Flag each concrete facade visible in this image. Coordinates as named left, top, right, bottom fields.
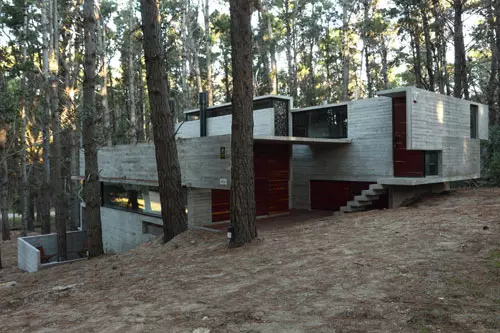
left=101, top=207, right=162, bottom=254
left=291, top=97, right=394, bottom=209
left=76, top=88, right=488, bottom=254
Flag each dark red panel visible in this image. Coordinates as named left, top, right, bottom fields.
left=211, top=143, right=290, bottom=222
left=310, top=181, right=374, bottom=211
left=211, top=189, right=230, bottom=222
left=393, top=97, right=425, bottom=177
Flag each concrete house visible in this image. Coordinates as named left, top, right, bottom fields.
left=80, top=87, right=488, bottom=253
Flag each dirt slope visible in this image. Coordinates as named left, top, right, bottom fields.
left=0, top=188, right=499, bottom=333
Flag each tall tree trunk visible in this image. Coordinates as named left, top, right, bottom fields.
left=137, top=56, right=145, bottom=141
left=284, top=0, right=295, bottom=99
left=140, top=0, right=187, bottom=243
left=129, top=0, right=137, bottom=144
left=224, top=51, right=231, bottom=102
left=487, top=0, right=498, bottom=125
left=52, top=0, right=67, bottom=261
left=204, top=0, right=213, bottom=105
left=0, top=72, right=10, bottom=242
left=381, top=35, right=389, bottom=90
left=98, top=19, right=112, bottom=147
left=431, top=0, right=445, bottom=93
left=265, top=0, right=277, bottom=95
left=362, top=1, right=373, bottom=97
left=181, top=6, right=189, bottom=112
left=229, top=0, right=257, bottom=247
left=41, top=0, right=52, bottom=235
left=409, top=28, right=423, bottom=88
left=421, top=6, right=435, bottom=91
left=453, top=0, right=468, bottom=99
left=495, top=0, right=500, bottom=115
left=341, top=0, right=349, bottom=101
left=83, top=0, right=104, bottom=257
left=20, top=0, right=30, bottom=237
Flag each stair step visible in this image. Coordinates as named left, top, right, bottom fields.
left=340, top=205, right=366, bottom=213
left=347, top=200, right=372, bottom=208
left=369, top=183, right=386, bottom=191
left=363, top=188, right=386, bottom=196
left=354, top=194, right=379, bottom=202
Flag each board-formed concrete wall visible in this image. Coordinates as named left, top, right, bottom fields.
left=18, top=238, right=40, bottom=273
left=408, top=87, right=488, bottom=148
left=407, top=87, right=486, bottom=179
left=175, top=108, right=275, bottom=138
left=101, top=207, right=161, bottom=254
left=80, top=135, right=232, bottom=190
left=291, top=97, right=394, bottom=209
left=187, top=188, right=212, bottom=225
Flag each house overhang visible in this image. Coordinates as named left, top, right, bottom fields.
left=254, top=136, right=352, bottom=145
left=376, top=87, right=410, bottom=98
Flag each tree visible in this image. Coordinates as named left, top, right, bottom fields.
left=139, top=0, right=187, bottom=242
left=453, top=0, right=468, bottom=99
left=228, top=0, right=257, bottom=247
left=83, top=0, right=104, bottom=257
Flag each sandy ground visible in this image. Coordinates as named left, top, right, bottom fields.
left=0, top=188, right=499, bottom=333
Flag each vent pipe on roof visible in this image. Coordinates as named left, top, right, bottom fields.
left=199, top=92, right=208, bottom=137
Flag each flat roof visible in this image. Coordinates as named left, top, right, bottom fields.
left=291, top=101, right=348, bottom=113
left=376, top=86, right=410, bottom=98
left=254, top=136, right=352, bottom=145
left=183, top=95, right=293, bottom=114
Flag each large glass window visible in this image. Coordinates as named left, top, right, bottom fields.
left=470, top=105, right=478, bottom=139
left=184, top=97, right=286, bottom=121
left=102, top=183, right=162, bottom=215
left=292, top=105, right=348, bottom=139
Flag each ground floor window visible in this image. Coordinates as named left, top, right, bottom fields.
left=102, top=183, right=162, bottom=215
left=425, top=151, right=441, bottom=176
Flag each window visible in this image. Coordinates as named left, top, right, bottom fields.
left=102, top=183, right=144, bottom=211
left=142, top=222, right=163, bottom=236
left=425, top=151, right=440, bottom=176
left=470, top=105, right=478, bottom=139
left=292, top=105, right=348, bottom=139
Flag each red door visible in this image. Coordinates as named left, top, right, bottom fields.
left=393, top=97, right=424, bottom=177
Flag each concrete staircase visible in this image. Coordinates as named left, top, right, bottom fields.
left=337, top=183, right=387, bottom=215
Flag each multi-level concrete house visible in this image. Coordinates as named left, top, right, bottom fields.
left=79, top=87, right=488, bottom=253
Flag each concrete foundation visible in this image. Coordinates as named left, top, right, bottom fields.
left=388, top=182, right=450, bottom=208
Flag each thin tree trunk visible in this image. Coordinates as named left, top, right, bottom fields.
left=138, top=55, right=145, bottom=141
left=204, top=0, right=213, bottom=105
left=453, top=0, right=468, bottom=98
left=487, top=0, right=498, bottom=125
left=284, top=0, right=295, bottom=99
left=51, top=0, right=67, bottom=261
left=98, top=19, right=112, bottom=147
left=181, top=6, right=189, bottom=112
left=421, top=5, right=435, bottom=91
left=41, top=0, right=51, bottom=235
left=495, top=0, right=500, bottom=116
left=0, top=72, right=10, bottom=241
left=129, top=0, right=137, bottom=144
left=341, top=0, right=349, bottom=101
left=363, top=1, right=373, bottom=97
left=83, top=0, right=104, bottom=257
left=20, top=0, right=29, bottom=237
left=266, top=0, right=277, bottom=95
left=224, top=52, right=231, bottom=102
left=1, top=157, right=9, bottom=241
left=229, top=0, right=257, bottom=247
left=140, top=0, right=187, bottom=243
